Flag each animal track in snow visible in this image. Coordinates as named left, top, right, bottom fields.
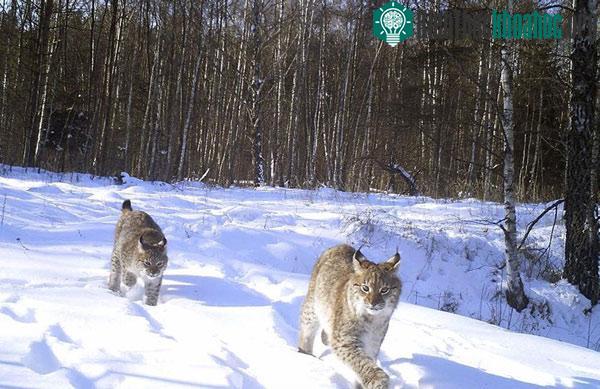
left=46, top=323, right=74, bottom=344
left=0, top=305, right=36, bottom=323
left=21, top=337, right=61, bottom=374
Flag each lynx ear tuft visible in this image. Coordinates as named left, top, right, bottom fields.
left=138, top=235, right=147, bottom=252
left=140, top=230, right=167, bottom=251
left=382, top=252, right=401, bottom=272
left=122, top=200, right=132, bottom=212
left=352, top=248, right=372, bottom=272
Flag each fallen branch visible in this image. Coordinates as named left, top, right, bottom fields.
left=358, top=157, right=420, bottom=196
left=518, top=199, right=564, bottom=250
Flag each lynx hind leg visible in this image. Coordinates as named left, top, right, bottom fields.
left=108, top=251, right=121, bottom=293
left=144, top=277, right=162, bottom=306
left=298, top=292, right=319, bottom=355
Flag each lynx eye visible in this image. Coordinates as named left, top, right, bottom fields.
left=156, top=261, right=164, bottom=267
left=380, top=287, right=390, bottom=295
left=360, top=284, right=370, bottom=293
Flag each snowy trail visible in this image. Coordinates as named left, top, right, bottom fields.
left=1, top=168, right=600, bottom=388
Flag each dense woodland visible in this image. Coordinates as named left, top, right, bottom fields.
left=0, top=0, right=598, bottom=306
left=0, top=0, right=572, bottom=200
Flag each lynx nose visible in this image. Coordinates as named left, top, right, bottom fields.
left=148, top=268, right=161, bottom=277
left=371, top=297, right=387, bottom=311
left=368, top=294, right=383, bottom=308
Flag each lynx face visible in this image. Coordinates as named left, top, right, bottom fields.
left=349, top=251, right=401, bottom=316
left=136, top=230, right=168, bottom=279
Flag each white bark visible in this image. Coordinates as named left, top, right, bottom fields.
left=500, top=0, right=528, bottom=312
left=177, top=43, right=202, bottom=181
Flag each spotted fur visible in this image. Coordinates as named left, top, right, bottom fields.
left=298, top=244, right=401, bottom=389
left=108, top=200, right=168, bottom=306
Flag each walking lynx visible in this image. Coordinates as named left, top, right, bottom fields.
left=298, top=244, right=401, bottom=389
left=108, top=200, right=168, bottom=306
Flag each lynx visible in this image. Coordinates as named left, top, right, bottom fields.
left=298, top=244, right=401, bottom=389
left=108, top=200, right=168, bottom=306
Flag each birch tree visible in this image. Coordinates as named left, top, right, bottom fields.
left=250, top=0, right=265, bottom=186
left=177, top=3, right=204, bottom=182
left=500, top=0, right=528, bottom=312
left=0, top=0, right=574, bottom=203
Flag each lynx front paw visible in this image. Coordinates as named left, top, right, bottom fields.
left=123, top=272, right=137, bottom=287
left=108, top=273, right=121, bottom=293
left=364, top=368, right=389, bottom=389
left=108, top=281, right=121, bottom=294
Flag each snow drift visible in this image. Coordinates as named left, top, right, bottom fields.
left=0, top=166, right=599, bottom=388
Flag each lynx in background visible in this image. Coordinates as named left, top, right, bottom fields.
left=108, top=200, right=168, bottom=306
left=298, top=244, right=401, bottom=389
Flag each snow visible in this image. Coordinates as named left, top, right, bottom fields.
left=0, top=165, right=599, bottom=388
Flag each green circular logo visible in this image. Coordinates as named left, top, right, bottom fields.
left=373, top=1, right=414, bottom=47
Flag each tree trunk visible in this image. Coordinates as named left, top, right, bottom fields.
left=467, top=43, right=487, bottom=195
left=309, top=0, right=325, bottom=187
left=94, top=0, right=120, bottom=174
left=500, top=1, right=528, bottom=312
left=177, top=3, right=204, bottom=182
left=564, top=0, right=599, bottom=305
left=251, top=0, right=265, bottom=186
left=25, top=0, right=54, bottom=167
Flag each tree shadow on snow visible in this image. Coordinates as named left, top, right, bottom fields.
left=0, top=359, right=95, bottom=389
left=163, top=275, right=270, bottom=307
left=96, top=369, right=229, bottom=388
left=570, top=376, right=600, bottom=389
left=211, top=347, right=263, bottom=389
left=271, top=296, right=304, bottom=346
left=385, top=354, right=592, bottom=389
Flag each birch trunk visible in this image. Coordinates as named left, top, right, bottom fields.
left=251, top=0, right=265, bottom=186
left=467, top=44, right=487, bottom=194
left=137, top=33, right=161, bottom=177
left=500, top=2, right=528, bottom=312
left=175, top=2, right=204, bottom=180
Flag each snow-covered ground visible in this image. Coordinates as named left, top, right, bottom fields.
left=0, top=166, right=599, bottom=388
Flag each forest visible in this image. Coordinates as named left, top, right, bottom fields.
left=0, top=0, right=598, bottom=307
left=0, top=0, right=574, bottom=199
